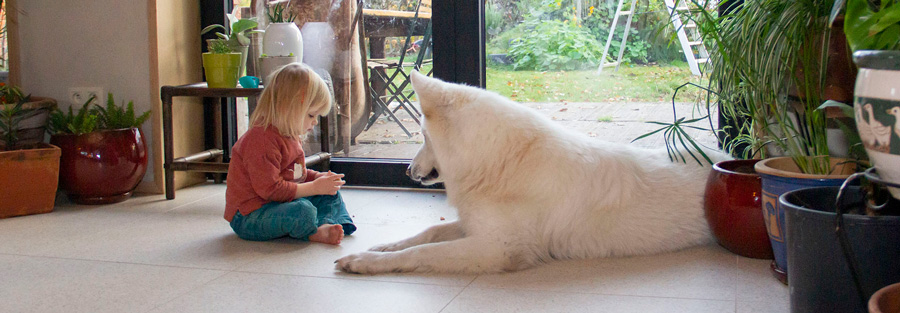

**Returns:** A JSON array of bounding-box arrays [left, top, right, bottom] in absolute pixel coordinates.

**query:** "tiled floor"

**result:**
[[0, 185, 788, 313]]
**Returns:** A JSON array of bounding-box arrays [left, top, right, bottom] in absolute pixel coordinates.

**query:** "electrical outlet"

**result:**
[[68, 87, 104, 106]]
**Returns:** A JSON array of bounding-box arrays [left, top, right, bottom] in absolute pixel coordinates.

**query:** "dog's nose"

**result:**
[[406, 166, 412, 178]]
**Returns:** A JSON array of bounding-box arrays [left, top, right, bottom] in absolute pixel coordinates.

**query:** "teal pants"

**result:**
[[230, 191, 356, 241]]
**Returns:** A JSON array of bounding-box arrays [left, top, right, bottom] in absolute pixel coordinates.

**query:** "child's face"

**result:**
[[304, 112, 319, 133]]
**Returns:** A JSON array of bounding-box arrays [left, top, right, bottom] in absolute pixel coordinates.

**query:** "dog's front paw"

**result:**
[[335, 251, 397, 274]]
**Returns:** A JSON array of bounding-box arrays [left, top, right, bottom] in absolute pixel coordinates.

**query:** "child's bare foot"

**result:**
[[309, 224, 344, 245]]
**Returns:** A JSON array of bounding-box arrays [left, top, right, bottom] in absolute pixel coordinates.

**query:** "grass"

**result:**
[[379, 62, 707, 106], [485, 62, 708, 103], [597, 115, 614, 122]]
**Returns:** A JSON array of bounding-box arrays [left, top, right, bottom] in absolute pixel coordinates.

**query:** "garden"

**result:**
[[484, 0, 707, 101]]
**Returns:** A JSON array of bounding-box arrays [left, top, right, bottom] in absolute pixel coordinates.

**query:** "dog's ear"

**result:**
[[410, 71, 446, 116]]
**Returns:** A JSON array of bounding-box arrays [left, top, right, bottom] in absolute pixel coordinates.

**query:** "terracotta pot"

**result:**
[[51, 128, 148, 205], [704, 159, 773, 259], [0, 143, 60, 218], [870, 282, 900, 313], [755, 156, 859, 284]]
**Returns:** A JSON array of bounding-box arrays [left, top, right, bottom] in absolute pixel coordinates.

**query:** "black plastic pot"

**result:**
[[781, 186, 900, 313]]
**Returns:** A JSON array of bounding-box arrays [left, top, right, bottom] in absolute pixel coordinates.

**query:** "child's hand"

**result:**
[[314, 171, 330, 180], [311, 171, 345, 195]]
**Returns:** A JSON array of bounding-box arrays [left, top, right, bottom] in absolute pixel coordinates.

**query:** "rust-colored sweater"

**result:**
[[224, 126, 317, 222]]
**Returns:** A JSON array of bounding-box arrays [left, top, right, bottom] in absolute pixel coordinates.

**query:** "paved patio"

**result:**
[[347, 101, 720, 159]]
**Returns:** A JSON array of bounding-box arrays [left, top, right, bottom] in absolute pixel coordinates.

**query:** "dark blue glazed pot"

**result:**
[[754, 156, 858, 284]]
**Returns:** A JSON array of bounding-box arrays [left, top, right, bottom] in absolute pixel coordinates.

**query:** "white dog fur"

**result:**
[[335, 72, 731, 274]]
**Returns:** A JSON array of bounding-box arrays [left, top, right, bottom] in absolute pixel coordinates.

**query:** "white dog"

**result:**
[[336, 72, 731, 274]]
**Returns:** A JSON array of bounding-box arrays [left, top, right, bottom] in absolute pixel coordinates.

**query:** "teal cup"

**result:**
[[239, 76, 260, 88]]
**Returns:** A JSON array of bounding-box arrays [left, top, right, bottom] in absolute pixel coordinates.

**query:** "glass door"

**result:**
[[224, 0, 718, 187]]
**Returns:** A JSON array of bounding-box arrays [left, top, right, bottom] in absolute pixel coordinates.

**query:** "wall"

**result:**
[[11, 0, 207, 194]]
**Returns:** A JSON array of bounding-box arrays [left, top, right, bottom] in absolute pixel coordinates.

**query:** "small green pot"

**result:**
[[202, 52, 242, 88]]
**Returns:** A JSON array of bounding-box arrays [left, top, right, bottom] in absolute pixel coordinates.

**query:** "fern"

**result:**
[[48, 95, 100, 135], [94, 93, 151, 129]]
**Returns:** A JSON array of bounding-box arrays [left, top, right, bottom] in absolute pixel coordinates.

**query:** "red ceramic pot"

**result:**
[[51, 128, 148, 205], [703, 159, 773, 259]]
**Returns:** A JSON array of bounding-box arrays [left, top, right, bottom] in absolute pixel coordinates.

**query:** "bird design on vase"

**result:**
[[888, 106, 900, 154], [865, 103, 893, 152], [857, 103, 876, 148]]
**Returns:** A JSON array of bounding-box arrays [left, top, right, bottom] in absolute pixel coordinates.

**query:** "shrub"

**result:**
[[508, 19, 604, 71]]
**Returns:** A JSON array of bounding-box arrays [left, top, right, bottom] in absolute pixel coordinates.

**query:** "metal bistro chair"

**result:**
[[361, 0, 433, 138]]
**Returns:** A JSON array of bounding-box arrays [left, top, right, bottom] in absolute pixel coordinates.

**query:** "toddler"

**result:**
[[225, 63, 355, 244]]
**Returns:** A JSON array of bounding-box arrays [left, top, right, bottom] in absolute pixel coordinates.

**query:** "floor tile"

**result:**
[[735, 256, 789, 309], [148, 271, 463, 313], [470, 244, 738, 300], [237, 223, 477, 286], [345, 188, 455, 226], [32, 209, 268, 270], [0, 185, 793, 313], [0, 254, 225, 313], [442, 287, 735, 313], [737, 300, 790, 313]]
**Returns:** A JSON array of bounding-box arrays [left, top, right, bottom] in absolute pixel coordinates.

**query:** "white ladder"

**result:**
[[664, 0, 709, 76], [598, 0, 709, 76], [598, 0, 639, 74]]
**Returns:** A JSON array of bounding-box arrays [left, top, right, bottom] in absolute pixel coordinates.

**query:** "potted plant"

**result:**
[[0, 95, 61, 218], [0, 84, 57, 146], [202, 38, 243, 88], [639, 0, 867, 282], [259, 0, 301, 82], [48, 93, 150, 205], [777, 1, 900, 312], [841, 0, 900, 199], [201, 14, 261, 76]]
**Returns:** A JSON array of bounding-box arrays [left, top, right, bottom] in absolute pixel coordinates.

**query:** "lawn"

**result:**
[[485, 62, 709, 103]]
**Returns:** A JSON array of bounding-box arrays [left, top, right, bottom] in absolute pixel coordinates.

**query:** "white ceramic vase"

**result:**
[[262, 22, 303, 59], [852, 50, 900, 199], [300, 22, 335, 72]]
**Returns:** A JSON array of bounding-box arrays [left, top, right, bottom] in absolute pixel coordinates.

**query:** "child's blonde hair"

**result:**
[[250, 63, 332, 139]]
